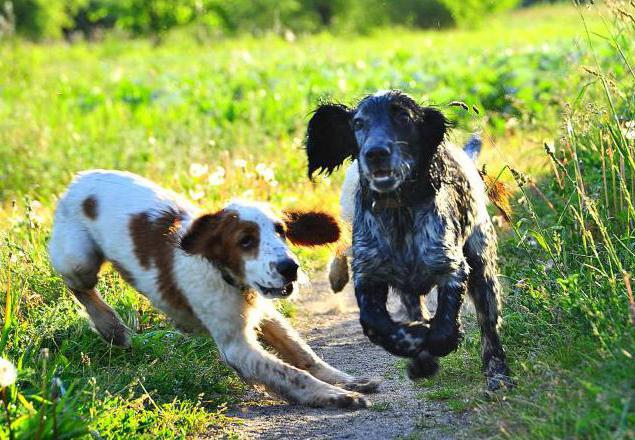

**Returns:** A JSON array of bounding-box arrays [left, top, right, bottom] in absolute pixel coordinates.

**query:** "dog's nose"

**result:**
[[364, 146, 391, 164], [276, 259, 299, 282]]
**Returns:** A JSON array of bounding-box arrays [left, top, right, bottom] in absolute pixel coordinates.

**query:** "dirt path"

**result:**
[[228, 278, 470, 440]]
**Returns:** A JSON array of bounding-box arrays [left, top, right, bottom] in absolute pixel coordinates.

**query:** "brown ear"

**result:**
[[284, 210, 340, 246], [180, 213, 220, 255]]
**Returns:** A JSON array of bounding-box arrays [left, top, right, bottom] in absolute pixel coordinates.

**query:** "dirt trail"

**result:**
[[228, 278, 470, 440]]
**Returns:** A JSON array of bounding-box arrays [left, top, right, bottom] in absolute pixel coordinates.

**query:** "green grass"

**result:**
[[1, 2, 634, 438]]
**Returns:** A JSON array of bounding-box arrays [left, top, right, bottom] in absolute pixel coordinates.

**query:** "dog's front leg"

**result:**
[[259, 311, 380, 393], [425, 262, 468, 357], [221, 335, 370, 408], [355, 279, 430, 358]]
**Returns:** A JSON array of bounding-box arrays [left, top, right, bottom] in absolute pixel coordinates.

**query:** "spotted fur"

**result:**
[[305, 90, 512, 390], [49, 169, 380, 407]]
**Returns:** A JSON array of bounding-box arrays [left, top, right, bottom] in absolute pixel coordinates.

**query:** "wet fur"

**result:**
[[305, 91, 512, 390]]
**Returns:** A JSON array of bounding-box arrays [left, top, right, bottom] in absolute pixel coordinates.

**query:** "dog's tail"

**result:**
[[463, 134, 482, 161], [464, 134, 513, 223]]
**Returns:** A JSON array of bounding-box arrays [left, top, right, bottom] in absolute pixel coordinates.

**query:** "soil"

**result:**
[[226, 278, 472, 440]]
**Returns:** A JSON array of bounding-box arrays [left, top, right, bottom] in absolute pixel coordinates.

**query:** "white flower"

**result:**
[[255, 163, 275, 182], [208, 166, 225, 186], [0, 358, 17, 387], [624, 120, 635, 141], [189, 188, 205, 201], [233, 159, 247, 169], [189, 163, 209, 178]]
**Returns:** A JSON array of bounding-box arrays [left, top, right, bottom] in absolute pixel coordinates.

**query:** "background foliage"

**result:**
[[0, 1, 634, 439], [2, 0, 530, 40]]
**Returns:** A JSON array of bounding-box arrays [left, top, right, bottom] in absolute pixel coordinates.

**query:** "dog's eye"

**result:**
[[239, 235, 255, 249], [274, 223, 285, 238], [395, 111, 411, 125], [353, 118, 365, 131]]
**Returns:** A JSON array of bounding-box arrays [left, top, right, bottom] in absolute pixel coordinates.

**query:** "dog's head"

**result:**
[[306, 90, 448, 193], [180, 200, 339, 298]]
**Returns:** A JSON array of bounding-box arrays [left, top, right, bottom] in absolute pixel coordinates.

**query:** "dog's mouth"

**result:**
[[256, 282, 294, 298], [369, 169, 400, 192]]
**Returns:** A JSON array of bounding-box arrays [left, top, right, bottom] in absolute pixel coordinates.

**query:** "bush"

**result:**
[[439, 0, 521, 27], [12, 0, 78, 40], [7, 0, 522, 41]]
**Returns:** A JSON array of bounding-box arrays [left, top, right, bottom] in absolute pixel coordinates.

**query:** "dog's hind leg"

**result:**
[[259, 311, 380, 393], [466, 226, 512, 391], [70, 288, 132, 348], [49, 221, 131, 348], [396, 288, 441, 380]]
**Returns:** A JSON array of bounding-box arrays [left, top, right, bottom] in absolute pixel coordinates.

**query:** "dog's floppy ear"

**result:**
[[306, 103, 357, 179], [418, 107, 449, 150], [180, 212, 221, 255], [283, 210, 340, 246]]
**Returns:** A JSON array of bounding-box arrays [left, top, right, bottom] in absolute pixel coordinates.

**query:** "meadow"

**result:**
[[1, 2, 634, 438]]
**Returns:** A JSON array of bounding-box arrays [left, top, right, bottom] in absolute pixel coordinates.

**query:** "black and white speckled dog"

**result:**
[[305, 90, 512, 390]]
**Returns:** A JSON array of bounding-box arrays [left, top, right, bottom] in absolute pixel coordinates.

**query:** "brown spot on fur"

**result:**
[[111, 260, 135, 286], [129, 208, 194, 313], [180, 209, 259, 282], [82, 196, 98, 220], [283, 210, 340, 246]]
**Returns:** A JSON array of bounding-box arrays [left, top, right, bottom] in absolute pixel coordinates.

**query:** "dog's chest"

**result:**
[[352, 207, 448, 292]]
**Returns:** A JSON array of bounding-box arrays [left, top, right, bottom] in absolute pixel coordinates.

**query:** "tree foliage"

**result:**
[[6, 0, 522, 41]]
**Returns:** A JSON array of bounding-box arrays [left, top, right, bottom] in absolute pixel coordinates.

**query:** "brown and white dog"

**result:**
[[49, 170, 379, 408]]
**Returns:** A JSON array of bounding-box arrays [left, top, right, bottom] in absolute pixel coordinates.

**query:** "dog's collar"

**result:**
[[371, 194, 405, 213], [220, 268, 249, 292]]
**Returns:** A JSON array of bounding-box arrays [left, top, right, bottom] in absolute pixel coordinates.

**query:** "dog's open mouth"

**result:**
[[369, 169, 399, 192], [372, 169, 394, 181], [256, 282, 294, 298]]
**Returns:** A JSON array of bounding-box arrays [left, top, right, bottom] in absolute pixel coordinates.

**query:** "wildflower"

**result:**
[[26, 199, 44, 225], [255, 163, 276, 182], [189, 163, 209, 178], [233, 159, 247, 169], [208, 166, 225, 186], [624, 120, 635, 141], [0, 358, 17, 387], [189, 188, 205, 201]]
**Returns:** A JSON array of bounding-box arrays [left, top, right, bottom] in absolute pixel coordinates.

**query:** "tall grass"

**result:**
[[467, 3, 635, 437], [0, 3, 632, 438]]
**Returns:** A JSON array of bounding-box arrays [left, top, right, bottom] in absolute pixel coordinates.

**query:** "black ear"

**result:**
[[306, 103, 357, 179], [284, 210, 340, 246], [418, 107, 449, 150]]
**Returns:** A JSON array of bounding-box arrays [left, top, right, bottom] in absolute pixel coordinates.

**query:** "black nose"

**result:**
[[364, 146, 391, 164], [276, 259, 299, 282]]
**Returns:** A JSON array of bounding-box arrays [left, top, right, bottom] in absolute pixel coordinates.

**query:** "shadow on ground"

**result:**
[[224, 279, 470, 440]]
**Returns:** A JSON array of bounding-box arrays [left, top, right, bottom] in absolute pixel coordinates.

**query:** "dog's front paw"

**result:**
[[342, 376, 381, 393], [407, 350, 439, 380], [485, 356, 514, 391], [426, 323, 464, 357], [318, 389, 370, 409], [332, 391, 371, 409]]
